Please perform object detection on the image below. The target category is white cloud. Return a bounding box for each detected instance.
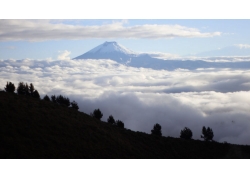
[140,52,180,60]
[1,59,250,145]
[0,20,221,41]
[177,56,250,62]
[235,44,250,49]
[57,50,71,60]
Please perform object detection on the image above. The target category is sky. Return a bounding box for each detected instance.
[1,19,250,59]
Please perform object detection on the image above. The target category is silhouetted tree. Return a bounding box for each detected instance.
[17,82,26,95]
[71,101,79,110]
[116,120,124,128]
[29,83,35,94]
[43,95,51,101]
[32,90,40,99]
[24,83,30,95]
[56,95,64,104]
[151,123,162,136]
[201,126,214,141]
[56,95,70,107]
[64,97,70,107]
[92,109,103,120]
[180,127,193,140]
[107,115,115,125]
[4,82,15,93]
[51,95,57,103]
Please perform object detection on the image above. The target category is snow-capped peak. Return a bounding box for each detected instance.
[88,41,136,55]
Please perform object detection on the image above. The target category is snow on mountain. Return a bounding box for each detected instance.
[74,41,139,64]
[87,41,136,55]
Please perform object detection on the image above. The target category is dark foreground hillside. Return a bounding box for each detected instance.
[1,91,250,159]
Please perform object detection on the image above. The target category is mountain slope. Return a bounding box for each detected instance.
[1,91,250,158]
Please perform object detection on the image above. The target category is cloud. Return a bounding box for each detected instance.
[1,58,250,145]
[0,20,221,41]
[235,44,250,49]
[140,52,180,60]
[179,56,250,62]
[197,45,250,57]
[57,50,71,60]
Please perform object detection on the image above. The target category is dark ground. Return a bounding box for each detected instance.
[1,91,250,159]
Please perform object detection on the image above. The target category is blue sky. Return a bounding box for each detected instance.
[1,19,250,60]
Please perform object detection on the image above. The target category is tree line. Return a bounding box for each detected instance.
[3,81,214,141]
[3,81,79,110]
[90,109,125,128]
[5,81,40,98]
[151,123,214,141]
[3,81,126,128]
[88,108,214,141]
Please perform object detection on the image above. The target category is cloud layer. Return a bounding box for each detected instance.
[1,58,250,145]
[0,20,221,41]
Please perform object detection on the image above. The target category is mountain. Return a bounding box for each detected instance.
[1,91,250,158]
[197,45,250,57]
[74,41,138,64]
[74,42,250,70]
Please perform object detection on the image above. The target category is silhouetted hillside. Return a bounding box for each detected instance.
[1,91,250,158]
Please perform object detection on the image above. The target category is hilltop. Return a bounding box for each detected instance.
[1,91,250,158]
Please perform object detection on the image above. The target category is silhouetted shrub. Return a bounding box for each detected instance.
[180,127,193,140]
[116,120,124,128]
[107,115,115,125]
[91,109,103,120]
[17,82,26,95]
[151,123,162,136]
[43,95,51,101]
[71,101,79,110]
[201,126,214,141]
[4,82,15,93]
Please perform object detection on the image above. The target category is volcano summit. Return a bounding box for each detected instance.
[74,41,138,64]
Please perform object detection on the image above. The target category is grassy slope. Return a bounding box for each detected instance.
[1,91,250,159]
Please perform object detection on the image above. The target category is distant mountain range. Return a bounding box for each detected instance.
[196,44,250,57]
[74,42,250,70]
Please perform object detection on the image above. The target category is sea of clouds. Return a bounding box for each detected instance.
[1,58,250,145]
